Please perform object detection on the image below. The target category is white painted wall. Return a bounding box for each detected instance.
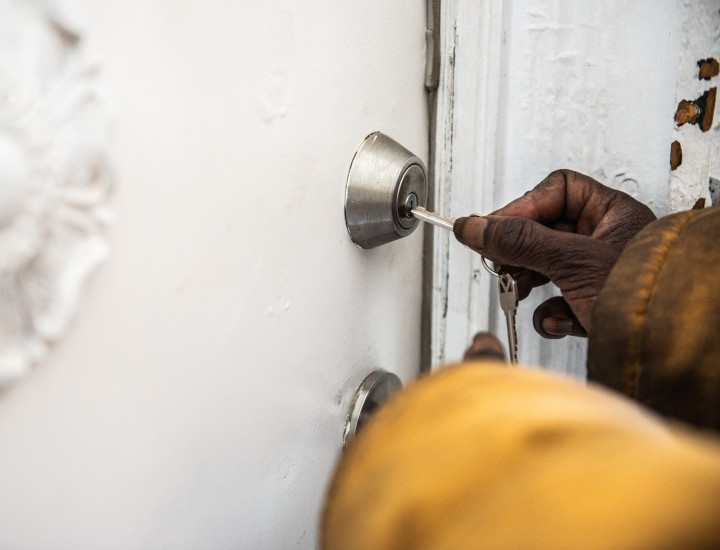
[434,0,688,376]
[0,1,428,548]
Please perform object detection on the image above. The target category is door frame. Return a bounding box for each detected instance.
[423,0,504,369]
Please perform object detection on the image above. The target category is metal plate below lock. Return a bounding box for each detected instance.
[344,132,428,249]
[344,370,402,446]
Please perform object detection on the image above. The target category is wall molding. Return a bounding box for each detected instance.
[0,1,113,386]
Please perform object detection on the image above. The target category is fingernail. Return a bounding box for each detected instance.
[453,216,488,249]
[542,317,574,336]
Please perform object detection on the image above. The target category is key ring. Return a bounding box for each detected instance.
[480,257,502,279]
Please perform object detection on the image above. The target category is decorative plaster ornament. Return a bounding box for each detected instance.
[0,0,113,387]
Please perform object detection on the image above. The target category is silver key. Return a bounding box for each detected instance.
[498,272,519,364]
[411,206,456,231]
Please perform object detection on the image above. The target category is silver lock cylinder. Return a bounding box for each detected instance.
[344,132,428,249]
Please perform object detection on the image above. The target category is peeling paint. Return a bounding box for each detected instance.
[698,57,719,80]
[668,1,720,212]
[670,140,683,170]
[699,87,717,131]
[675,98,702,126]
[674,87,715,131]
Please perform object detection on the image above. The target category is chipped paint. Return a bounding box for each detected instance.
[674,87,717,132]
[698,57,719,80]
[670,140,683,170]
[700,87,717,131]
[675,98,703,126]
[668,1,720,212]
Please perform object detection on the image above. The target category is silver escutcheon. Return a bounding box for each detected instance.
[344,370,402,446]
[344,132,427,249]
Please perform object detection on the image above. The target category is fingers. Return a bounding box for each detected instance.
[490,170,603,225]
[490,170,656,241]
[463,332,507,362]
[454,215,613,280]
[454,215,617,330]
[532,296,587,339]
[454,216,488,248]
[452,220,548,300]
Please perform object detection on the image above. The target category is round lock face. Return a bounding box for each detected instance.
[344,132,427,249]
[344,370,402,446]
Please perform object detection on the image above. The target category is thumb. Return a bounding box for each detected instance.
[532,296,587,339]
[453,215,609,280]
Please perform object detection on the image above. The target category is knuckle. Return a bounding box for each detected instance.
[490,217,534,264]
[547,168,571,181]
[541,169,573,189]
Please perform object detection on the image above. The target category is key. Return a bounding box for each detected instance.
[412,205,518,364]
[498,272,519,365]
[411,206,456,231]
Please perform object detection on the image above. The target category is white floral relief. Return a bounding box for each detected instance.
[0,0,112,387]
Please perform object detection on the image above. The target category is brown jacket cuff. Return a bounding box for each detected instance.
[588,207,720,430]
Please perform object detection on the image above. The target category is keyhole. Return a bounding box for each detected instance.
[401,192,418,220]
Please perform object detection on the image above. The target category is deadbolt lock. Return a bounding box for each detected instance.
[344,132,428,249]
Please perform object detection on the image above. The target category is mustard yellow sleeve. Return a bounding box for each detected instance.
[323,363,720,550]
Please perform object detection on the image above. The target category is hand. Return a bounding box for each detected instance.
[453,170,656,337]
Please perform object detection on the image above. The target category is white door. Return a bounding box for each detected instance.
[0,1,428,547]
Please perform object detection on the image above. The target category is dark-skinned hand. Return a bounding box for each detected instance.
[453,170,657,338]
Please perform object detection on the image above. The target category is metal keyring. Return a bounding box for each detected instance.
[480,256,502,279]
